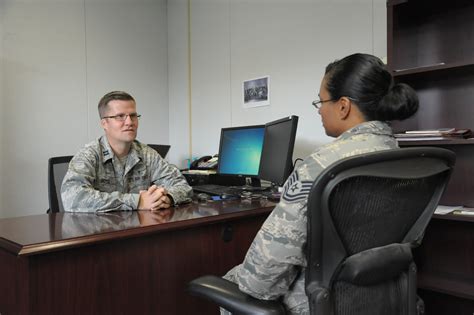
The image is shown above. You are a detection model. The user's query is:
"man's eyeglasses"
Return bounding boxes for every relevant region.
[102,113,141,122]
[312,99,335,109]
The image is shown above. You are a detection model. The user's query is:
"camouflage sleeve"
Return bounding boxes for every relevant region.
[226,197,306,300]
[150,157,193,204]
[224,158,324,300]
[61,152,140,213]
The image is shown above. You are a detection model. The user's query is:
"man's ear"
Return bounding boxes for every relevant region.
[100,118,107,130]
[337,97,352,120]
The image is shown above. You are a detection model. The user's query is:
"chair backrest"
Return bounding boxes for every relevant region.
[148,144,171,158]
[48,155,73,213]
[305,147,455,315]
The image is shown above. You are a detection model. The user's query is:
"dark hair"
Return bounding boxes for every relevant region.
[324,53,418,121]
[98,91,135,118]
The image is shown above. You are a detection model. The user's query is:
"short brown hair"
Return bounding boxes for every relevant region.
[98,91,135,118]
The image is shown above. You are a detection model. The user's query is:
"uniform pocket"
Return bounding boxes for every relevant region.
[127,168,150,193]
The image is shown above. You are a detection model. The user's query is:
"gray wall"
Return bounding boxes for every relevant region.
[0,0,386,218]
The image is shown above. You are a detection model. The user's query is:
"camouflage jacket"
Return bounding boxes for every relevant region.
[223,121,399,315]
[61,136,192,212]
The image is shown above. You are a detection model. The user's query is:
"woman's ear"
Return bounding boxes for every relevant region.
[337,97,352,120]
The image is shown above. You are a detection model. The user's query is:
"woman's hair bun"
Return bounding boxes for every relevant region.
[376,83,419,121]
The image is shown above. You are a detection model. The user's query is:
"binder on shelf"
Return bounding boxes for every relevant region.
[394,128,471,140]
[404,128,455,134]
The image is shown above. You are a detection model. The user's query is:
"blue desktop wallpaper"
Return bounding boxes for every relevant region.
[219,127,265,176]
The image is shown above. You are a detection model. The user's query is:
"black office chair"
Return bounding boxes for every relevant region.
[47,155,73,213]
[188,147,456,315]
[148,144,171,158]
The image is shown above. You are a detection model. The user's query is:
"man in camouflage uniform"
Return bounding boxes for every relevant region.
[61,91,192,213]
[222,121,399,315]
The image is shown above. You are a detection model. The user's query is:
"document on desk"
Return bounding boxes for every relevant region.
[434,205,464,215]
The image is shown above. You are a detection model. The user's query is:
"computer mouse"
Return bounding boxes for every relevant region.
[196,193,212,202]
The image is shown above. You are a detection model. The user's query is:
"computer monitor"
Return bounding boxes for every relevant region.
[217,124,265,177]
[258,115,299,186]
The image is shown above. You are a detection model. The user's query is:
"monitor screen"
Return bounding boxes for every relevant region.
[258,115,299,186]
[217,125,265,177]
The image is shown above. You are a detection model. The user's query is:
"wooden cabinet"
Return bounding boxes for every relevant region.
[388,0,474,133]
[387,0,474,313]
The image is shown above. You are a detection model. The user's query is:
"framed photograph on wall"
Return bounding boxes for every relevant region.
[243,76,270,108]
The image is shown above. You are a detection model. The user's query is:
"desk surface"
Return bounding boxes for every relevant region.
[0,199,275,256]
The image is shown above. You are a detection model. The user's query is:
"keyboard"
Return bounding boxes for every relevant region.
[193,184,243,196]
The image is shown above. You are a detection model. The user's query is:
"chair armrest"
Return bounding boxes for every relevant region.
[338,243,413,285]
[188,275,286,315]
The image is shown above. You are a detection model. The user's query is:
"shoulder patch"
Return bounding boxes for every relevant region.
[281,171,313,203]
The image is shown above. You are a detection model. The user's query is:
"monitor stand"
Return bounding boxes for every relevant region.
[209,174,246,186]
[250,177,261,187]
[241,177,270,192]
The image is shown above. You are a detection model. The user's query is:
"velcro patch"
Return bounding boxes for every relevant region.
[281,171,313,203]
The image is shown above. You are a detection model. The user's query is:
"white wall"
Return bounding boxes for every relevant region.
[1,0,87,219]
[0,0,168,218]
[169,0,387,164]
[0,2,4,214]
[168,0,191,168]
[84,0,169,143]
[190,0,233,159]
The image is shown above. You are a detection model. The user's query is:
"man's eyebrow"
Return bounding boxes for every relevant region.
[110,112,133,115]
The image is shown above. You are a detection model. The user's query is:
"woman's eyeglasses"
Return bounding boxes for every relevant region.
[311,99,334,109]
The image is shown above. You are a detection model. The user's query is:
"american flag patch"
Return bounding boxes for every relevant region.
[281,171,313,203]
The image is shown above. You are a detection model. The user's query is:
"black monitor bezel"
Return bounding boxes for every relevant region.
[217,124,266,178]
[258,115,298,186]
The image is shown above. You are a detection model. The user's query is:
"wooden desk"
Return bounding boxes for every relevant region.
[414,213,474,314]
[0,199,274,315]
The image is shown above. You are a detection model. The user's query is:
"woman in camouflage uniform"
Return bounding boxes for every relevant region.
[223,53,419,315]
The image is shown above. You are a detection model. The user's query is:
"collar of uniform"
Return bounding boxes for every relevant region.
[128,141,143,166]
[337,121,393,141]
[99,136,144,166]
[99,135,115,163]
